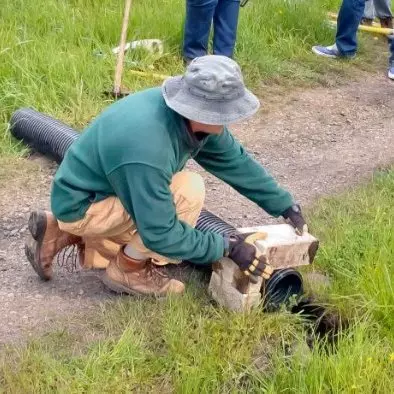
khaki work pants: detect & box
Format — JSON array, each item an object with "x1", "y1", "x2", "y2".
[{"x1": 58, "y1": 171, "x2": 205, "y2": 268}]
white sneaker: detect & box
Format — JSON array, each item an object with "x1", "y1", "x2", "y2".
[
  {"x1": 388, "y1": 65, "x2": 394, "y2": 80},
  {"x1": 312, "y1": 43, "x2": 340, "y2": 58},
  {"x1": 312, "y1": 43, "x2": 356, "y2": 59}
]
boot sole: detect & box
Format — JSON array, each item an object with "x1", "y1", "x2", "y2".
[
  {"x1": 101, "y1": 272, "x2": 142, "y2": 296},
  {"x1": 101, "y1": 273, "x2": 184, "y2": 297},
  {"x1": 25, "y1": 211, "x2": 50, "y2": 281},
  {"x1": 28, "y1": 211, "x2": 47, "y2": 242}
]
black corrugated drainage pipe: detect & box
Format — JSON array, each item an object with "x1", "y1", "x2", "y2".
[
  {"x1": 10, "y1": 108, "x2": 79, "y2": 163},
  {"x1": 9, "y1": 107, "x2": 304, "y2": 307},
  {"x1": 262, "y1": 268, "x2": 303, "y2": 312},
  {"x1": 196, "y1": 209, "x2": 237, "y2": 237}
]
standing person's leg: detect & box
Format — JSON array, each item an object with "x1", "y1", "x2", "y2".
[
  {"x1": 388, "y1": 34, "x2": 394, "y2": 79},
  {"x1": 212, "y1": 0, "x2": 241, "y2": 57},
  {"x1": 312, "y1": 0, "x2": 366, "y2": 58},
  {"x1": 335, "y1": 0, "x2": 366, "y2": 56},
  {"x1": 361, "y1": 0, "x2": 375, "y2": 24},
  {"x1": 183, "y1": 0, "x2": 219, "y2": 63},
  {"x1": 373, "y1": 0, "x2": 393, "y2": 28}
]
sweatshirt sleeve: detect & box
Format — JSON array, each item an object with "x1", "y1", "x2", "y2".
[
  {"x1": 107, "y1": 163, "x2": 225, "y2": 264},
  {"x1": 195, "y1": 129, "x2": 294, "y2": 217}
]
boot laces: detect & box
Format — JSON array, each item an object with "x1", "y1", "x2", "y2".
[
  {"x1": 145, "y1": 261, "x2": 169, "y2": 285},
  {"x1": 56, "y1": 244, "x2": 81, "y2": 273}
]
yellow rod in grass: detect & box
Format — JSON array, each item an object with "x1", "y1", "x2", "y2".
[
  {"x1": 353, "y1": 23, "x2": 393, "y2": 35},
  {"x1": 328, "y1": 12, "x2": 379, "y2": 27},
  {"x1": 329, "y1": 18, "x2": 393, "y2": 35},
  {"x1": 129, "y1": 70, "x2": 170, "y2": 81},
  {"x1": 328, "y1": 11, "x2": 381, "y2": 27}
]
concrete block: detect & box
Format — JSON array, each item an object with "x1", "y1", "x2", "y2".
[
  {"x1": 208, "y1": 224, "x2": 319, "y2": 312},
  {"x1": 209, "y1": 258, "x2": 263, "y2": 312},
  {"x1": 238, "y1": 224, "x2": 319, "y2": 269}
]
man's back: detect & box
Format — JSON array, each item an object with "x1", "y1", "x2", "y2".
[{"x1": 51, "y1": 88, "x2": 182, "y2": 222}]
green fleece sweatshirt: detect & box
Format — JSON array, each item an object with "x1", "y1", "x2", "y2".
[{"x1": 51, "y1": 87, "x2": 294, "y2": 264}]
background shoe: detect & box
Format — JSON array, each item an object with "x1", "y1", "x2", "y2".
[
  {"x1": 102, "y1": 248, "x2": 185, "y2": 296},
  {"x1": 379, "y1": 17, "x2": 393, "y2": 29},
  {"x1": 312, "y1": 44, "x2": 340, "y2": 58},
  {"x1": 389, "y1": 65, "x2": 394, "y2": 80},
  {"x1": 361, "y1": 18, "x2": 374, "y2": 26}
]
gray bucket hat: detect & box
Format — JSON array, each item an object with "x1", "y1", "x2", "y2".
[{"x1": 162, "y1": 55, "x2": 260, "y2": 125}]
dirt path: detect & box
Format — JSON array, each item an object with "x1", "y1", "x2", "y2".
[{"x1": 1, "y1": 74, "x2": 393, "y2": 344}]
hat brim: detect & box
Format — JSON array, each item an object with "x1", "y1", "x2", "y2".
[{"x1": 162, "y1": 76, "x2": 260, "y2": 125}]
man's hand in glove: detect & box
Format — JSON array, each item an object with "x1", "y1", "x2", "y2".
[
  {"x1": 226, "y1": 233, "x2": 274, "y2": 280},
  {"x1": 282, "y1": 204, "x2": 308, "y2": 235}
]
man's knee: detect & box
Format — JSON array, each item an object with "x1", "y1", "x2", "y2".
[{"x1": 171, "y1": 171, "x2": 205, "y2": 208}]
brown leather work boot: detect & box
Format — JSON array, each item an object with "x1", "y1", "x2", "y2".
[
  {"x1": 361, "y1": 18, "x2": 373, "y2": 26},
  {"x1": 379, "y1": 17, "x2": 393, "y2": 29},
  {"x1": 25, "y1": 211, "x2": 82, "y2": 280},
  {"x1": 102, "y1": 248, "x2": 185, "y2": 296}
]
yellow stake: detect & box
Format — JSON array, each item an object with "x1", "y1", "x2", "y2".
[
  {"x1": 329, "y1": 19, "x2": 393, "y2": 36},
  {"x1": 129, "y1": 70, "x2": 171, "y2": 81}
]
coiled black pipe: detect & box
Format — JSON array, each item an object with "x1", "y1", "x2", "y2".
[
  {"x1": 10, "y1": 108, "x2": 79, "y2": 163},
  {"x1": 9, "y1": 107, "x2": 304, "y2": 308}
]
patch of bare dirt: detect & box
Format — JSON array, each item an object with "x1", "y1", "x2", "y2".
[{"x1": 1, "y1": 74, "x2": 393, "y2": 344}]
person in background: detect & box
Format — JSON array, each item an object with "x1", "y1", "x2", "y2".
[
  {"x1": 362, "y1": 0, "x2": 393, "y2": 79},
  {"x1": 361, "y1": 0, "x2": 393, "y2": 28},
  {"x1": 312, "y1": 0, "x2": 366, "y2": 58},
  {"x1": 313, "y1": 0, "x2": 393, "y2": 79},
  {"x1": 183, "y1": 0, "x2": 242, "y2": 64}
]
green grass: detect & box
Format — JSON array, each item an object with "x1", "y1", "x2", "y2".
[
  {"x1": 1, "y1": 169, "x2": 394, "y2": 393},
  {"x1": 0, "y1": 0, "x2": 389, "y2": 156}
]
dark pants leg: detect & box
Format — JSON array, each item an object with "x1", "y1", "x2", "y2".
[
  {"x1": 212, "y1": 0, "x2": 240, "y2": 57},
  {"x1": 183, "y1": 0, "x2": 218, "y2": 60},
  {"x1": 374, "y1": 0, "x2": 393, "y2": 19},
  {"x1": 336, "y1": 0, "x2": 366, "y2": 56},
  {"x1": 389, "y1": 35, "x2": 394, "y2": 66}
]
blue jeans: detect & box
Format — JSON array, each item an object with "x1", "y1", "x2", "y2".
[
  {"x1": 336, "y1": 0, "x2": 366, "y2": 56},
  {"x1": 389, "y1": 35, "x2": 394, "y2": 66},
  {"x1": 364, "y1": 0, "x2": 392, "y2": 19},
  {"x1": 183, "y1": 0, "x2": 240, "y2": 60}
]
